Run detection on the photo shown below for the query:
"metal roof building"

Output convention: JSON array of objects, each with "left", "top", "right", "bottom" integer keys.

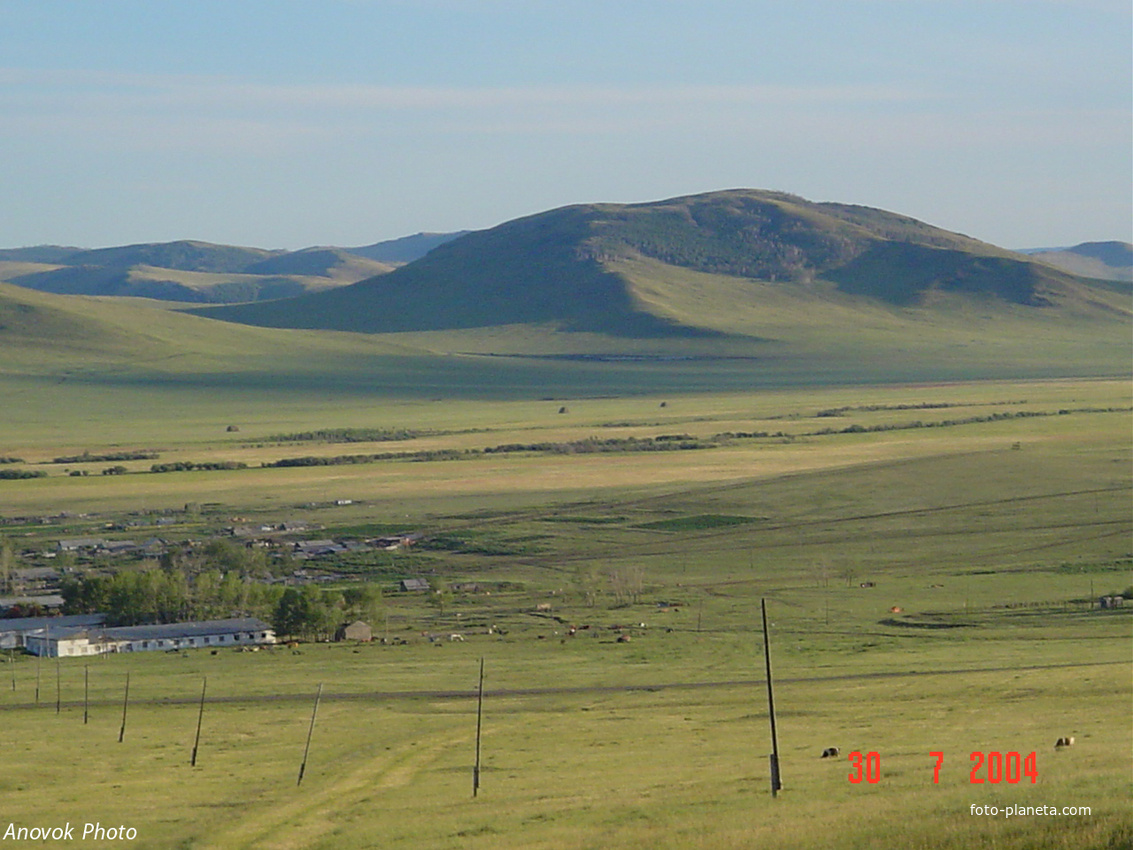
[
  {"left": 0, "top": 614, "right": 106, "bottom": 650},
  {"left": 24, "top": 617, "right": 276, "bottom": 657}
]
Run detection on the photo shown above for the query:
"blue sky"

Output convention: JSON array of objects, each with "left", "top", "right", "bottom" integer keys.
[{"left": 1, "top": 0, "right": 1129, "bottom": 250}]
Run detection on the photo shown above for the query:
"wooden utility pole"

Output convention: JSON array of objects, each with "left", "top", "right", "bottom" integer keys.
[
  {"left": 473, "top": 657, "right": 485, "bottom": 798},
  {"left": 761, "top": 598, "right": 782, "bottom": 797},
  {"left": 190, "top": 677, "right": 207, "bottom": 766},
  {"left": 35, "top": 621, "right": 44, "bottom": 706},
  {"left": 297, "top": 683, "right": 323, "bottom": 786},
  {"left": 118, "top": 671, "right": 130, "bottom": 742}
]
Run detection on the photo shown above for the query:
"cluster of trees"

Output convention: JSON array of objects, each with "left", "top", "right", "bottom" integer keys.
[
  {"left": 267, "top": 427, "right": 432, "bottom": 443},
  {"left": 61, "top": 567, "right": 282, "bottom": 626},
  {"left": 272, "top": 584, "right": 382, "bottom": 640},
  {"left": 268, "top": 436, "right": 716, "bottom": 470},
  {"left": 573, "top": 564, "right": 647, "bottom": 607},
  {"left": 0, "top": 536, "right": 13, "bottom": 595},
  {"left": 51, "top": 450, "right": 157, "bottom": 463},
  {"left": 150, "top": 461, "right": 248, "bottom": 473},
  {"left": 267, "top": 449, "right": 463, "bottom": 468},
  {"left": 58, "top": 538, "right": 383, "bottom": 638},
  {"left": 482, "top": 436, "right": 711, "bottom": 454}
]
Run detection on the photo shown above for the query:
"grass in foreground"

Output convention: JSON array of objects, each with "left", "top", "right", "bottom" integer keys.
[{"left": 0, "top": 377, "right": 1129, "bottom": 849}]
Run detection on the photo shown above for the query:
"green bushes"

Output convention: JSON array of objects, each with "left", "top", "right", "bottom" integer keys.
[
  {"left": 0, "top": 469, "right": 46, "bottom": 479},
  {"left": 265, "top": 436, "right": 716, "bottom": 469},
  {"left": 52, "top": 450, "right": 158, "bottom": 463},
  {"left": 265, "top": 427, "right": 433, "bottom": 443},
  {"left": 150, "top": 461, "right": 248, "bottom": 473}
]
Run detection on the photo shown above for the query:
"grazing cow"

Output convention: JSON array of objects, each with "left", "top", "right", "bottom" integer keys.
[
  {"left": 820, "top": 747, "right": 840, "bottom": 759},
  {"left": 1055, "top": 736, "right": 1075, "bottom": 748}
]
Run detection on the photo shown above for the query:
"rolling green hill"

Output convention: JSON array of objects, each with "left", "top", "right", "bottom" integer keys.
[
  {"left": 196, "top": 189, "right": 1128, "bottom": 337},
  {"left": 346, "top": 231, "right": 468, "bottom": 264},
  {"left": 0, "top": 245, "right": 84, "bottom": 264},
  {"left": 63, "top": 240, "right": 282, "bottom": 272},
  {"left": 0, "top": 281, "right": 421, "bottom": 374},
  {"left": 0, "top": 241, "right": 392, "bottom": 304},
  {"left": 1, "top": 264, "right": 344, "bottom": 304},
  {"left": 0, "top": 190, "right": 1128, "bottom": 403},
  {"left": 241, "top": 247, "right": 394, "bottom": 279},
  {"left": 1024, "top": 241, "right": 1133, "bottom": 282}
]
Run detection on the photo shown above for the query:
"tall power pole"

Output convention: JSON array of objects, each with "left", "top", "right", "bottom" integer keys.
[{"left": 762, "top": 598, "right": 782, "bottom": 797}]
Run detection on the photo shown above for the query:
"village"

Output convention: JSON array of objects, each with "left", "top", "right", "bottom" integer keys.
[{"left": 0, "top": 507, "right": 445, "bottom": 659}]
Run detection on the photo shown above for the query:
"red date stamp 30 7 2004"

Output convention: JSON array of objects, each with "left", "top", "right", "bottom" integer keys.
[{"left": 846, "top": 751, "right": 1039, "bottom": 785}]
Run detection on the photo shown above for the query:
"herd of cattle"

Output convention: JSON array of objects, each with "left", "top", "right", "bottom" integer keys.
[{"left": 818, "top": 738, "right": 1076, "bottom": 759}]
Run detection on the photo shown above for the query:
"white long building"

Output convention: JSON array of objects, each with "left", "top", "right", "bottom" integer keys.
[
  {"left": 0, "top": 614, "right": 106, "bottom": 650},
  {"left": 23, "top": 617, "right": 276, "bottom": 657}
]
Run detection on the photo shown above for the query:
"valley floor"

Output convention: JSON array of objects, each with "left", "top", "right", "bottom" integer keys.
[{"left": 0, "top": 376, "right": 1129, "bottom": 849}]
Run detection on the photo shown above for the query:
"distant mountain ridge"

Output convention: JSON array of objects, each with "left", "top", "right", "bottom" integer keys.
[
  {"left": 59, "top": 240, "right": 281, "bottom": 273},
  {"left": 0, "top": 233, "right": 465, "bottom": 304},
  {"left": 197, "top": 189, "right": 1127, "bottom": 336},
  {"left": 2, "top": 183, "right": 1129, "bottom": 393},
  {"left": 1020, "top": 241, "right": 1132, "bottom": 283},
  {"left": 0, "top": 245, "right": 85, "bottom": 264},
  {"left": 346, "top": 231, "right": 469, "bottom": 264}
]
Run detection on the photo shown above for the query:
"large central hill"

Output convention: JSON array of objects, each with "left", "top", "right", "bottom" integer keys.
[
  {"left": 0, "top": 190, "right": 1128, "bottom": 402},
  {"left": 196, "top": 189, "right": 1129, "bottom": 338}
]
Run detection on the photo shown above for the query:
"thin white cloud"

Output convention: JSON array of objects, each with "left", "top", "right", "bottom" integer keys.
[
  {"left": 0, "top": 68, "right": 929, "bottom": 153},
  {"left": 0, "top": 67, "right": 919, "bottom": 112},
  {"left": 221, "top": 82, "right": 919, "bottom": 110}
]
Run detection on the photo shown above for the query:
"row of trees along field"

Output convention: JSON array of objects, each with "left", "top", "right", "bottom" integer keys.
[{"left": 56, "top": 541, "right": 384, "bottom": 640}]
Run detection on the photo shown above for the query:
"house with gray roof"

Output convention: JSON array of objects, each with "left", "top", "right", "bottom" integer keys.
[{"left": 56, "top": 538, "right": 107, "bottom": 552}]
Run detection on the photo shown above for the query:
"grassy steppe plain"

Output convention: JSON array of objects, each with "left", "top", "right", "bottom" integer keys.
[{"left": 0, "top": 376, "right": 1130, "bottom": 850}]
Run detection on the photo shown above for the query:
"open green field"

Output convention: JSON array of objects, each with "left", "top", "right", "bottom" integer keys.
[{"left": 0, "top": 377, "right": 1130, "bottom": 849}]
